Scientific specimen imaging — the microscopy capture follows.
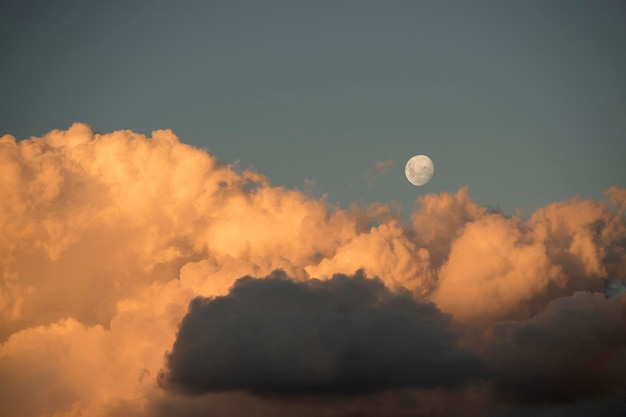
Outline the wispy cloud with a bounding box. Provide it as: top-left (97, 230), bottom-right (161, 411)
top-left (364, 159), bottom-right (394, 187)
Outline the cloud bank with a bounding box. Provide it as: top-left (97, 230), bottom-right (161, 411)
top-left (0, 124), bottom-right (624, 417)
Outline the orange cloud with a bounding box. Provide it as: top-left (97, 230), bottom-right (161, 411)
top-left (0, 124), bottom-right (624, 417)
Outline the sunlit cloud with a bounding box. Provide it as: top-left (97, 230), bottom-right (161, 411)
top-left (0, 124), bottom-right (624, 417)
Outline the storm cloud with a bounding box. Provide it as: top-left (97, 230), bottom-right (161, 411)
top-left (159, 270), bottom-right (487, 397)
top-left (488, 291), bottom-right (626, 404)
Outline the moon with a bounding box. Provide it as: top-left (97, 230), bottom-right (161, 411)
top-left (405, 155), bottom-right (434, 186)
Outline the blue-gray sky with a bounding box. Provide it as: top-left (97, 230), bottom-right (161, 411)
top-left (2, 0), bottom-right (625, 215)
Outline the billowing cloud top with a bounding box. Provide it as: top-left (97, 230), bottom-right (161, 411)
top-left (0, 124), bottom-right (625, 417)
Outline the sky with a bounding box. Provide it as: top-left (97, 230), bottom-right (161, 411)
top-left (1, 1), bottom-right (626, 417)
top-left (2, 1), bottom-right (625, 215)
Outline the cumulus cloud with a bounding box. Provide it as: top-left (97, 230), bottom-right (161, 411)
top-left (158, 270), bottom-right (487, 397)
top-left (432, 192), bottom-right (626, 327)
top-left (0, 124), bottom-right (625, 417)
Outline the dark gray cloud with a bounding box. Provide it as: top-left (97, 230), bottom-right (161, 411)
top-left (159, 270), bottom-right (487, 397)
top-left (487, 292), bottom-right (626, 405)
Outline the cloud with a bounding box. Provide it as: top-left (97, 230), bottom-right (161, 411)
top-left (410, 187), bottom-right (488, 271)
top-left (158, 270), bottom-right (487, 397)
top-left (432, 213), bottom-right (563, 325)
top-left (487, 291), bottom-right (626, 405)
top-left (431, 191), bottom-right (626, 327)
top-left (363, 159), bottom-right (394, 188)
top-left (0, 123), bottom-right (358, 339)
top-left (0, 124), bottom-right (624, 417)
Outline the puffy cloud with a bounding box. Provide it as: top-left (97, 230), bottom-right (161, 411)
top-left (158, 271), bottom-right (487, 397)
top-left (0, 124), bottom-right (625, 417)
top-left (433, 214), bottom-right (563, 325)
top-left (411, 187), bottom-right (487, 271)
top-left (432, 191), bottom-right (626, 326)
top-left (0, 123), bottom-right (357, 339)
top-left (306, 219), bottom-right (435, 297)
top-left (0, 278), bottom-right (190, 417)
top-left (0, 319), bottom-right (107, 417)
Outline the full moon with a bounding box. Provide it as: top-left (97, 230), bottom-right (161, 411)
top-left (405, 155), bottom-right (434, 186)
